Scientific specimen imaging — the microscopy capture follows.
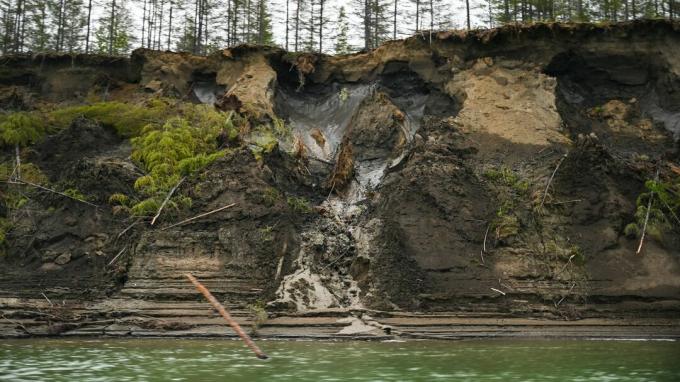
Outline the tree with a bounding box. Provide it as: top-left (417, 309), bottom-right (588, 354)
top-left (94, 0), bottom-right (133, 55)
top-left (334, 5), bottom-right (349, 54)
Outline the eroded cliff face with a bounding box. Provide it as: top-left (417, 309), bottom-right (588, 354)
top-left (1, 20), bottom-right (680, 337)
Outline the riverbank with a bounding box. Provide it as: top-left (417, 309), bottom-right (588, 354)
top-left (1, 20), bottom-right (679, 340)
top-left (2, 297), bottom-right (680, 340)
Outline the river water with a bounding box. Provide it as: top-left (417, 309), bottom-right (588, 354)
top-left (1, 339), bottom-right (678, 381)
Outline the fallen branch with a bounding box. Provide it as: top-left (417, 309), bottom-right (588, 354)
top-left (490, 287), bottom-right (506, 296)
top-left (1, 313), bottom-right (32, 335)
top-left (117, 219), bottom-right (141, 239)
top-left (4, 179), bottom-right (98, 208)
top-left (107, 247), bottom-right (127, 267)
top-left (41, 292), bottom-right (53, 307)
top-left (185, 273), bottom-right (268, 360)
top-left (540, 153), bottom-right (568, 209)
top-left (637, 168), bottom-right (660, 255)
top-left (151, 177), bottom-right (185, 225)
top-left (480, 223), bottom-right (491, 265)
top-left (161, 203), bottom-right (236, 231)
top-left (549, 199), bottom-right (583, 206)
top-left (556, 282), bottom-right (577, 307)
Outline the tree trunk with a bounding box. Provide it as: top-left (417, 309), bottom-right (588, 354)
top-left (142, 0), bottom-right (147, 48)
top-left (393, 0), bottom-right (397, 40)
top-left (167, 5), bottom-right (173, 50)
top-left (285, 0), bottom-right (289, 50)
top-left (109, 0), bottom-right (116, 55)
top-left (318, 0), bottom-right (323, 52)
top-left (466, 0), bottom-right (471, 30)
top-left (86, 0), bottom-right (93, 53)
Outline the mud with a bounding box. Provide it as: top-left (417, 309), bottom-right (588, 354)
top-left (1, 20), bottom-right (679, 339)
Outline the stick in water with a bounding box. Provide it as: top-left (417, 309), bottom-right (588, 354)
top-left (185, 273), bottom-right (268, 360)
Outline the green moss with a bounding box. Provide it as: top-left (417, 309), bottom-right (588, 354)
top-left (62, 188), bottom-right (89, 202)
top-left (108, 193), bottom-right (130, 206)
top-left (484, 166), bottom-right (528, 193)
top-left (49, 99), bottom-right (171, 137)
top-left (630, 176), bottom-right (680, 241)
top-left (262, 187), bottom-right (282, 207)
top-left (129, 108), bottom-right (235, 216)
top-left (0, 111), bottom-right (47, 147)
top-left (287, 196), bottom-right (313, 214)
top-left (624, 223), bottom-right (639, 238)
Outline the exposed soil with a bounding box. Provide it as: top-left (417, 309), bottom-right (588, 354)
top-left (1, 20), bottom-right (679, 340)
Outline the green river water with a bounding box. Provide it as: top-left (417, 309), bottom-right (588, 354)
top-left (1, 339), bottom-right (679, 381)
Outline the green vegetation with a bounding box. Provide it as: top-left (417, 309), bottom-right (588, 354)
top-left (287, 196), bottom-right (312, 214)
top-left (62, 188), bottom-right (89, 202)
top-left (483, 166), bottom-right (530, 240)
top-left (49, 99), bottom-right (171, 137)
top-left (247, 301), bottom-right (268, 336)
top-left (483, 167), bottom-right (529, 193)
top-left (627, 176), bottom-right (680, 241)
top-left (0, 112), bottom-right (47, 147)
top-left (262, 187), bottom-right (282, 207)
top-left (128, 107), bottom-right (237, 217)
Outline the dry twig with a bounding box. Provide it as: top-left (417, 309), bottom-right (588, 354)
top-left (151, 177), bottom-right (185, 225)
top-left (637, 168), bottom-right (660, 255)
top-left (540, 153), bottom-right (568, 209)
top-left (161, 203), bottom-right (236, 231)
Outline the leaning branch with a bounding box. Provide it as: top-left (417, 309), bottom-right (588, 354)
top-left (4, 179), bottom-right (98, 208)
top-left (540, 153), bottom-right (568, 209)
top-left (637, 168), bottom-right (660, 255)
top-left (151, 177), bottom-right (185, 225)
top-left (161, 203), bottom-right (236, 231)
top-left (186, 274), bottom-right (268, 360)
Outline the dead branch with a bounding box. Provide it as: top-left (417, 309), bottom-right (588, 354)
top-left (556, 282), bottom-right (577, 307)
top-left (41, 292), bottom-right (53, 307)
top-left (161, 203), bottom-right (236, 231)
top-left (490, 287), bottom-right (506, 296)
top-left (151, 177), bottom-right (185, 225)
top-left (480, 223), bottom-right (491, 264)
top-left (637, 168), bottom-right (660, 255)
top-left (107, 247), bottom-right (127, 267)
top-left (4, 179), bottom-right (99, 208)
top-left (186, 274), bottom-right (268, 359)
top-left (117, 219), bottom-right (141, 239)
top-left (540, 153), bottom-right (568, 209)
top-left (1, 313), bottom-right (32, 335)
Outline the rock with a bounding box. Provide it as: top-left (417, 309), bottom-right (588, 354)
top-left (54, 253), bottom-right (72, 266)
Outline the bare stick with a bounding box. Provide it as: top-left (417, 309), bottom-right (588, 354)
top-left (186, 274), bottom-right (268, 360)
top-left (107, 247), bottom-right (127, 267)
top-left (549, 199), bottom-right (583, 206)
top-left (637, 168), bottom-right (660, 255)
top-left (117, 219), bottom-right (141, 239)
top-left (161, 203), bottom-right (236, 231)
top-left (5, 179), bottom-right (98, 208)
top-left (41, 292), bottom-right (53, 307)
top-left (1, 313), bottom-right (32, 335)
top-left (659, 197), bottom-right (680, 227)
top-left (540, 153), bottom-right (568, 209)
top-left (15, 144), bottom-right (21, 180)
top-left (490, 287), bottom-right (506, 296)
top-left (556, 282), bottom-right (577, 307)
top-left (151, 177), bottom-right (185, 225)
top-left (480, 223), bottom-right (490, 264)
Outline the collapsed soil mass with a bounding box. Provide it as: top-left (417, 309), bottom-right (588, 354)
top-left (1, 21), bottom-right (680, 340)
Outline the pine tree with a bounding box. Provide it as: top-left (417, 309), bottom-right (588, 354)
top-left (334, 5), bottom-right (349, 54)
top-left (94, 0), bottom-right (133, 55)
